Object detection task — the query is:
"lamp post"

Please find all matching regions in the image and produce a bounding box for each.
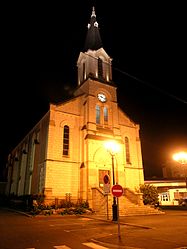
[105,140,120,221]
[172,151,187,189]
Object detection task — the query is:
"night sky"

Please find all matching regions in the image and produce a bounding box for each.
[1,2,187,180]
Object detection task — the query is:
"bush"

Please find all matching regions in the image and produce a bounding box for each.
[30,198,93,216]
[139,184,159,206]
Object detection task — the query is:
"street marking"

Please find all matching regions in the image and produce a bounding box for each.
[64,227,98,232]
[175,247,187,249]
[79,217,93,221]
[82,242,109,249]
[54,246,71,249]
[26,242,110,249]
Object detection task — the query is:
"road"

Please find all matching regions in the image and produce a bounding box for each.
[0,208,187,249]
[0,208,122,249]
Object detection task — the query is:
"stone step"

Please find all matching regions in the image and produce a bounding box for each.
[92,187,163,216]
[94,204,162,216]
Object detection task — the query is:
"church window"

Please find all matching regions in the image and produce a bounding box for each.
[83,62,86,80]
[63,125,69,156]
[98,58,103,79]
[96,105,100,124]
[104,106,108,124]
[125,137,131,164]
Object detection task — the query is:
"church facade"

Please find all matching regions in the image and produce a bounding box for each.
[6,8,145,213]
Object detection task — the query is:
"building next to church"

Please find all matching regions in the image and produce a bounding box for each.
[5,7,156,216]
[147,158,187,206]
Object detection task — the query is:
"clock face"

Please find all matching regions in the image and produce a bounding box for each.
[97,93,107,102]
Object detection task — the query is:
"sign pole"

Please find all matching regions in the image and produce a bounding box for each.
[106,194,109,220]
[103,174,110,220]
[111,184,123,240]
[117,197,121,239]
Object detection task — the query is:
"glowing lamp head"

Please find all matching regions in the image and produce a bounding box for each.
[104,140,120,155]
[172,151,187,164]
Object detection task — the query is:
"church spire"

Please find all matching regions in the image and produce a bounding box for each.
[84,6,103,51]
[76,6,112,87]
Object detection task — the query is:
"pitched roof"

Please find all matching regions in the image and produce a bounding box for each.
[84,6,103,51]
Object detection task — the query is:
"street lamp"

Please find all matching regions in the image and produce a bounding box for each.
[105,140,120,221]
[172,151,187,189]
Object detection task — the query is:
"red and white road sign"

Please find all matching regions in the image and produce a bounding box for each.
[103,174,110,184]
[112,184,123,197]
[103,174,110,194]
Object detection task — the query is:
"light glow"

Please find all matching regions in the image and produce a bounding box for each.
[104,140,120,155]
[172,151,187,165]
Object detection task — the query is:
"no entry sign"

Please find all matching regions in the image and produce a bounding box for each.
[103,174,110,184]
[112,184,123,197]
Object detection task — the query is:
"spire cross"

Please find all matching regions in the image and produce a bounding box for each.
[91,6,96,17]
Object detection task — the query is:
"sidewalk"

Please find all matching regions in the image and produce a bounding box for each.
[83,211,187,249]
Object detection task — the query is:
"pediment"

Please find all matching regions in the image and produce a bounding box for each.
[118,108,137,127]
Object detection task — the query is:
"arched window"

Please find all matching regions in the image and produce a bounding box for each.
[96,105,100,124]
[83,62,86,80]
[98,58,103,79]
[63,125,69,156]
[104,106,108,124]
[125,137,131,164]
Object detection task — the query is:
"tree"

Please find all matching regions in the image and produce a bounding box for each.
[139,184,159,206]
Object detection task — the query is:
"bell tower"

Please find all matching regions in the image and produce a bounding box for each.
[75,7,113,88]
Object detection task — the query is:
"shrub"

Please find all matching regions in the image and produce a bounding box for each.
[29,197,93,216]
[139,184,159,206]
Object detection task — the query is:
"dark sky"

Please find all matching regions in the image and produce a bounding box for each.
[1,2,187,180]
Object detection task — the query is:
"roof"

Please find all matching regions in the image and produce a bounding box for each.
[84,6,103,51]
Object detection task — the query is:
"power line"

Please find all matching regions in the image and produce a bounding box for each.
[84,52,187,104]
[113,67,187,105]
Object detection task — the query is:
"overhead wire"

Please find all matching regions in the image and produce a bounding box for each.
[84,52,187,105]
[113,66,187,105]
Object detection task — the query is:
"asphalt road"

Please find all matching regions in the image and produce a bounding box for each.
[0,208,187,249]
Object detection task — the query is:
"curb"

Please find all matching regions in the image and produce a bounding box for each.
[1,207,33,218]
[81,215,152,229]
[90,238,143,249]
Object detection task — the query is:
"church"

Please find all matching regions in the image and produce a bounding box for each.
[5,7,150,216]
